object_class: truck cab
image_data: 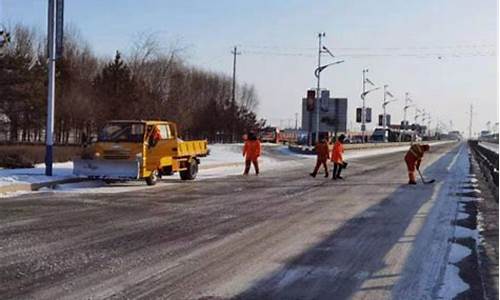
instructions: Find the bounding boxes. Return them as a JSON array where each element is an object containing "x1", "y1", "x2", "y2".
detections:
[{"x1": 74, "y1": 120, "x2": 209, "y2": 185}]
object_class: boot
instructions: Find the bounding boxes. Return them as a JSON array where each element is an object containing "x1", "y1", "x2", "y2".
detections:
[
  {"x1": 310, "y1": 173, "x2": 316, "y2": 178},
  {"x1": 408, "y1": 172, "x2": 417, "y2": 184}
]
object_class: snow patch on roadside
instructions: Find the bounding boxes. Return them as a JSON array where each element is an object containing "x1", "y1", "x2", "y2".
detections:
[
  {"x1": 0, "y1": 162, "x2": 74, "y2": 187},
  {"x1": 449, "y1": 243, "x2": 472, "y2": 264},
  {"x1": 438, "y1": 265, "x2": 469, "y2": 299}
]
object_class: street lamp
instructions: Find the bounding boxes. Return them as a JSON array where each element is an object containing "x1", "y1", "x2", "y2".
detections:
[
  {"x1": 313, "y1": 32, "x2": 345, "y2": 144},
  {"x1": 382, "y1": 85, "x2": 396, "y2": 142},
  {"x1": 314, "y1": 60, "x2": 345, "y2": 78},
  {"x1": 415, "y1": 108, "x2": 423, "y2": 124},
  {"x1": 426, "y1": 113, "x2": 432, "y2": 137},
  {"x1": 360, "y1": 69, "x2": 379, "y2": 143},
  {"x1": 400, "y1": 92, "x2": 413, "y2": 142}
]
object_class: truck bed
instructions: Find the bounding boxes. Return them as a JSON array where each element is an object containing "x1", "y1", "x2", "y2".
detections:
[{"x1": 176, "y1": 140, "x2": 209, "y2": 157}]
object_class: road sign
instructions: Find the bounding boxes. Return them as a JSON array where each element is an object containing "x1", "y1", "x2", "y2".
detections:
[{"x1": 55, "y1": 0, "x2": 64, "y2": 58}]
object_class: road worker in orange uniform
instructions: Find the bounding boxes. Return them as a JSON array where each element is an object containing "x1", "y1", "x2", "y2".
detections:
[
  {"x1": 405, "y1": 143, "x2": 430, "y2": 184},
  {"x1": 243, "y1": 132, "x2": 261, "y2": 175},
  {"x1": 309, "y1": 136, "x2": 330, "y2": 178},
  {"x1": 331, "y1": 134, "x2": 346, "y2": 180},
  {"x1": 148, "y1": 125, "x2": 162, "y2": 147}
]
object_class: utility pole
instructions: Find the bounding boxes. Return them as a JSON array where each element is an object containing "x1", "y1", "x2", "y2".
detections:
[
  {"x1": 469, "y1": 104, "x2": 473, "y2": 139},
  {"x1": 45, "y1": 0, "x2": 57, "y2": 176},
  {"x1": 315, "y1": 32, "x2": 325, "y2": 144},
  {"x1": 295, "y1": 113, "x2": 298, "y2": 130},
  {"x1": 231, "y1": 46, "x2": 241, "y2": 143}
]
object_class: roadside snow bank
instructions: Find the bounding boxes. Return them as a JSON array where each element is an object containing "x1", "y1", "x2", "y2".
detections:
[{"x1": 0, "y1": 162, "x2": 73, "y2": 187}]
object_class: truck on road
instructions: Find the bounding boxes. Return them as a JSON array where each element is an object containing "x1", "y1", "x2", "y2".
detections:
[{"x1": 73, "y1": 120, "x2": 209, "y2": 185}]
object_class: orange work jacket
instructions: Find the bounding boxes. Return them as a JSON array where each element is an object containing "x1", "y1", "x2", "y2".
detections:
[
  {"x1": 331, "y1": 141, "x2": 344, "y2": 163},
  {"x1": 315, "y1": 142, "x2": 330, "y2": 161},
  {"x1": 243, "y1": 140, "x2": 261, "y2": 161}
]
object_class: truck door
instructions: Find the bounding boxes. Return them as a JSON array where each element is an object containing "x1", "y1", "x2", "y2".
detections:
[{"x1": 145, "y1": 124, "x2": 173, "y2": 172}]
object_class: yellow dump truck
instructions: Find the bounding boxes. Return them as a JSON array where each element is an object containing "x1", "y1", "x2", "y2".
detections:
[{"x1": 73, "y1": 120, "x2": 209, "y2": 185}]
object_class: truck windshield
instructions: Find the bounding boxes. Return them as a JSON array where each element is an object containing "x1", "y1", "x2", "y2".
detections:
[{"x1": 98, "y1": 123, "x2": 145, "y2": 143}]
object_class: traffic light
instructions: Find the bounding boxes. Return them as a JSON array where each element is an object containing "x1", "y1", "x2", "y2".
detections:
[
  {"x1": 379, "y1": 114, "x2": 391, "y2": 126},
  {"x1": 306, "y1": 90, "x2": 315, "y2": 112},
  {"x1": 366, "y1": 108, "x2": 372, "y2": 123},
  {"x1": 356, "y1": 108, "x2": 362, "y2": 123}
]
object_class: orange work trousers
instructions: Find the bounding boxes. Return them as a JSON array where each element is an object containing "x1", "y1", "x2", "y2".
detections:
[
  {"x1": 312, "y1": 159, "x2": 329, "y2": 176},
  {"x1": 244, "y1": 159, "x2": 259, "y2": 175},
  {"x1": 404, "y1": 153, "x2": 417, "y2": 182}
]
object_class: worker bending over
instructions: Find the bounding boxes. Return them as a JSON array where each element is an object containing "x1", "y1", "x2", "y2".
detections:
[
  {"x1": 310, "y1": 137, "x2": 330, "y2": 178},
  {"x1": 331, "y1": 134, "x2": 346, "y2": 180},
  {"x1": 404, "y1": 143, "x2": 430, "y2": 184},
  {"x1": 243, "y1": 132, "x2": 261, "y2": 175}
]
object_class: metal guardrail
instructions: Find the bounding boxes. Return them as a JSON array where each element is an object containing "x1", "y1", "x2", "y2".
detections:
[{"x1": 469, "y1": 141, "x2": 498, "y2": 197}]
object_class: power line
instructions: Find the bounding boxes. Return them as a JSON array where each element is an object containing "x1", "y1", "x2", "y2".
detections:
[
  {"x1": 242, "y1": 43, "x2": 495, "y2": 52},
  {"x1": 241, "y1": 49, "x2": 495, "y2": 59}
]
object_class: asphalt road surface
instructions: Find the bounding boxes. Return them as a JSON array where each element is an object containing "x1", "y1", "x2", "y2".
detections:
[{"x1": 0, "y1": 142, "x2": 475, "y2": 299}]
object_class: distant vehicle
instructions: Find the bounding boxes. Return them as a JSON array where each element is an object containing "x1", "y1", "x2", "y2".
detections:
[
  {"x1": 478, "y1": 132, "x2": 499, "y2": 144},
  {"x1": 448, "y1": 131, "x2": 463, "y2": 141},
  {"x1": 73, "y1": 120, "x2": 209, "y2": 185},
  {"x1": 371, "y1": 128, "x2": 400, "y2": 142},
  {"x1": 260, "y1": 127, "x2": 280, "y2": 143},
  {"x1": 280, "y1": 129, "x2": 304, "y2": 144}
]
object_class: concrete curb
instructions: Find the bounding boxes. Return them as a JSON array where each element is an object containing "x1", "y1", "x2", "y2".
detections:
[{"x1": 0, "y1": 177, "x2": 88, "y2": 195}]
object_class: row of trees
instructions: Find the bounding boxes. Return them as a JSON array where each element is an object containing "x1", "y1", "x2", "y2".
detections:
[{"x1": 0, "y1": 24, "x2": 263, "y2": 144}]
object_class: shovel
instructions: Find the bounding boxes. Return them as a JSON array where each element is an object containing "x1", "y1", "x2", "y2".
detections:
[{"x1": 417, "y1": 168, "x2": 435, "y2": 184}]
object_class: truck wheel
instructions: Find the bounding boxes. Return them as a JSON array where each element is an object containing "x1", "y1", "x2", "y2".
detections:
[
  {"x1": 180, "y1": 159, "x2": 198, "y2": 180},
  {"x1": 146, "y1": 169, "x2": 159, "y2": 186}
]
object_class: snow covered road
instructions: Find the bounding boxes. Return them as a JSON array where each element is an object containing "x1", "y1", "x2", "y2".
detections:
[{"x1": 0, "y1": 141, "x2": 491, "y2": 299}]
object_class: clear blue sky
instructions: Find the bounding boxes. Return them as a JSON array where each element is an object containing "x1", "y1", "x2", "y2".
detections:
[{"x1": 1, "y1": 0, "x2": 498, "y2": 135}]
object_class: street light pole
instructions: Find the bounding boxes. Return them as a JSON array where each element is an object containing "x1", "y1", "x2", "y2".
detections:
[
  {"x1": 45, "y1": 0, "x2": 57, "y2": 176},
  {"x1": 401, "y1": 92, "x2": 411, "y2": 142},
  {"x1": 382, "y1": 85, "x2": 396, "y2": 143},
  {"x1": 315, "y1": 32, "x2": 325, "y2": 144},
  {"x1": 361, "y1": 68, "x2": 367, "y2": 142},
  {"x1": 427, "y1": 113, "x2": 432, "y2": 137},
  {"x1": 382, "y1": 84, "x2": 388, "y2": 135}
]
